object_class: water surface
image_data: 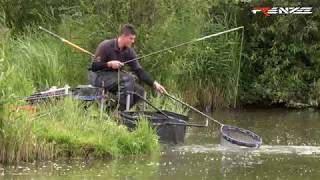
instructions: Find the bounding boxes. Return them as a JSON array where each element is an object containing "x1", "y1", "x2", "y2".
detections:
[{"x1": 2, "y1": 108, "x2": 320, "y2": 179}]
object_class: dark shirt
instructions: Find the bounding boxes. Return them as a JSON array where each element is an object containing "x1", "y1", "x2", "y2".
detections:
[{"x1": 91, "y1": 39, "x2": 154, "y2": 86}]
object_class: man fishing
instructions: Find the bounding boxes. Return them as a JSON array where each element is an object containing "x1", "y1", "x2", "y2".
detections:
[{"x1": 90, "y1": 24, "x2": 167, "y2": 111}]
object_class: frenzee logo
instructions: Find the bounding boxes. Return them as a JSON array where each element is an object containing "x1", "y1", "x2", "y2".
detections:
[{"x1": 252, "y1": 7, "x2": 313, "y2": 16}]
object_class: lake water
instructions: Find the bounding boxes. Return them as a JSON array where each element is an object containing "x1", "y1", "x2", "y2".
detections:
[{"x1": 2, "y1": 108, "x2": 320, "y2": 179}]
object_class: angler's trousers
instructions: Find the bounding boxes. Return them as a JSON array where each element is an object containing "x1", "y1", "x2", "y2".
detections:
[{"x1": 89, "y1": 70, "x2": 144, "y2": 111}]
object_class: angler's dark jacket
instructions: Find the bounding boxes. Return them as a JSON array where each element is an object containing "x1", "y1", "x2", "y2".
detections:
[{"x1": 90, "y1": 38, "x2": 154, "y2": 86}]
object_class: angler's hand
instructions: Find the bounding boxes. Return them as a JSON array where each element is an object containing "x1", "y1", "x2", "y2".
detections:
[
  {"x1": 153, "y1": 81, "x2": 167, "y2": 95},
  {"x1": 107, "y1": 60, "x2": 124, "y2": 69}
]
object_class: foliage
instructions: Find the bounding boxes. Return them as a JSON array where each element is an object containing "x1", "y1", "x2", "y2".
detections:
[
  {"x1": 238, "y1": 0, "x2": 320, "y2": 107},
  {"x1": 1, "y1": 0, "x2": 319, "y2": 108}
]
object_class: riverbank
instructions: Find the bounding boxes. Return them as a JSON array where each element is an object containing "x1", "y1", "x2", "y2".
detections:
[{"x1": 0, "y1": 97, "x2": 160, "y2": 164}]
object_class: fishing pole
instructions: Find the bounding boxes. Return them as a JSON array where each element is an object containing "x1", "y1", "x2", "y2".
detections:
[
  {"x1": 39, "y1": 26, "x2": 243, "y2": 65},
  {"x1": 39, "y1": 26, "x2": 95, "y2": 57},
  {"x1": 124, "y1": 26, "x2": 244, "y2": 64}
]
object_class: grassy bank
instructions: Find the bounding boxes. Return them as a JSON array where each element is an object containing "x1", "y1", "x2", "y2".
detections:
[{"x1": 0, "y1": 97, "x2": 159, "y2": 164}]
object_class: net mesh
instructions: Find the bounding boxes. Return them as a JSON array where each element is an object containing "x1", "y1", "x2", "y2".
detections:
[{"x1": 221, "y1": 125, "x2": 262, "y2": 148}]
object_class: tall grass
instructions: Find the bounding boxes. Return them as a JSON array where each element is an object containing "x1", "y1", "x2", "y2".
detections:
[
  {"x1": 0, "y1": 97, "x2": 159, "y2": 164},
  {"x1": 0, "y1": 103, "x2": 57, "y2": 163},
  {"x1": 6, "y1": 32, "x2": 89, "y2": 90},
  {"x1": 181, "y1": 26, "x2": 243, "y2": 108}
]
